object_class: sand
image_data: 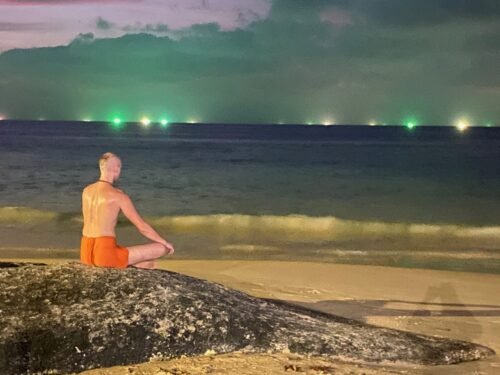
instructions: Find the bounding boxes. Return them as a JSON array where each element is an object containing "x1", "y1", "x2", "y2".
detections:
[{"x1": 3, "y1": 258, "x2": 500, "y2": 374}]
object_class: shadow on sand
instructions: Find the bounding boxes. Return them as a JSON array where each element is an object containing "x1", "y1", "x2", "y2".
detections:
[{"x1": 283, "y1": 282, "x2": 498, "y2": 374}]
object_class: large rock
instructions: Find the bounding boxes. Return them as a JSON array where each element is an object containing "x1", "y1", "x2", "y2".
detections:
[{"x1": 0, "y1": 262, "x2": 494, "y2": 374}]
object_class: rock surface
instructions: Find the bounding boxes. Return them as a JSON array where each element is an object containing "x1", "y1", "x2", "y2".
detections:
[{"x1": 0, "y1": 262, "x2": 495, "y2": 374}]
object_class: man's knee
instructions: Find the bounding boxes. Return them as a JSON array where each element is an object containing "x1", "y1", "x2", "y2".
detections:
[{"x1": 155, "y1": 243, "x2": 169, "y2": 257}]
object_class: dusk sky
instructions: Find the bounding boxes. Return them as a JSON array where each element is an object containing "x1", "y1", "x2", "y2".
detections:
[{"x1": 0, "y1": 0, "x2": 499, "y2": 125}]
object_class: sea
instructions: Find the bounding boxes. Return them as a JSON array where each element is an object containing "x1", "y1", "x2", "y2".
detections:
[{"x1": 1, "y1": 121, "x2": 499, "y2": 273}]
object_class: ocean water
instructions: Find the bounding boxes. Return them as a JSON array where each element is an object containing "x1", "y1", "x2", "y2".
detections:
[{"x1": 1, "y1": 121, "x2": 499, "y2": 273}]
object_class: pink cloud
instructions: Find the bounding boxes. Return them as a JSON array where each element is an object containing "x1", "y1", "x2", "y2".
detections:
[
  {"x1": 320, "y1": 7, "x2": 353, "y2": 28},
  {"x1": 0, "y1": 21, "x2": 49, "y2": 30},
  {"x1": 0, "y1": 0, "x2": 271, "y2": 51},
  {"x1": 0, "y1": 0, "x2": 139, "y2": 4}
]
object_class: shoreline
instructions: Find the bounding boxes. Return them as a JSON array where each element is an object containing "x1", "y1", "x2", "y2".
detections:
[
  {"x1": 1, "y1": 251, "x2": 499, "y2": 275},
  {"x1": 2, "y1": 258, "x2": 499, "y2": 374}
]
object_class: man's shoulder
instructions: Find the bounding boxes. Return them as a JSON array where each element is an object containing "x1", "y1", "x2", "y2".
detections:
[
  {"x1": 82, "y1": 183, "x2": 94, "y2": 193},
  {"x1": 112, "y1": 187, "x2": 128, "y2": 198},
  {"x1": 112, "y1": 188, "x2": 130, "y2": 204}
]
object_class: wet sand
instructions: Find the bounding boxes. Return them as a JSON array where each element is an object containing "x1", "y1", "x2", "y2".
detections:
[{"x1": 3, "y1": 258, "x2": 499, "y2": 374}]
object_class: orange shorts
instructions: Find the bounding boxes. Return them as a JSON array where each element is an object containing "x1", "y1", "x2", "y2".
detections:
[{"x1": 80, "y1": 236, "x2": 129, "y2": 269}]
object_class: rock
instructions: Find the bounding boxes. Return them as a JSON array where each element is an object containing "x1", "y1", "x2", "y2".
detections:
[{"x1": 0, "y1": 262, "x2": 495, "y2": 374}]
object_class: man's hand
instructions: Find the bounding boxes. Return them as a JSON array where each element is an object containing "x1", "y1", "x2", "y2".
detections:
[{"x1": 161, "y1": 241, "x2": 175, "y2": 255}]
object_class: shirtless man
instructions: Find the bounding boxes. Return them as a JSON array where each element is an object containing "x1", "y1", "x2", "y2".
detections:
[{"x1": 80, "y1": 152, "x2": 174, "y2": 269}]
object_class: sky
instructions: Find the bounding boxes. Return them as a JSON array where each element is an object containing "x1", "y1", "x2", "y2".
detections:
[{"x1": 0, "y1": 0, "x2": 499, "y2": 125}]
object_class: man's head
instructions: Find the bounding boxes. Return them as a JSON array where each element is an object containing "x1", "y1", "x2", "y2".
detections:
[{"x1": 99, "y1": 152, "x2": 122, "y2": 182}]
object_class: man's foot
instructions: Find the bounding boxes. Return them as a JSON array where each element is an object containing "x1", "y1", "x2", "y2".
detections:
[{"x1": 130, "y1": 261, "x2": 158, "y2": 270}]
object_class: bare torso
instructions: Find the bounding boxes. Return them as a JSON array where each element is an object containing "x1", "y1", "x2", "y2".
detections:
[{"x1": 82, "y1": 182, "x2": 123, "y2": 237}]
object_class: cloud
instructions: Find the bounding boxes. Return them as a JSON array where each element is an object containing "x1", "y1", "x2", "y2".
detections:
[
  {"x1": 123, "y1": 23, "x2": 170, "y2": 34},
  {"x1": 327, "y1": 0, "x2": 500, "y2": 27},
  {"x1": 71, "y1": 32, "x2": 95, "y2": 44},
  {"x1": 320, "y1": 7, "x2": 353, "y2": 28},
  {"x1": 96, "y1": 17, "x2": 114, "y2": 31},
  {"x1": 0, "y1": 21, "x2": 49, "y2": 31},
  {"x1": 0, "y1": 0, "x2": 499, "y2": 124},
  {"x1": 0, "y1": 0, "x2": 272, "y2": 52},
  {"x1": 0, "y1": 0, "x2": 138, "y2": 4}
]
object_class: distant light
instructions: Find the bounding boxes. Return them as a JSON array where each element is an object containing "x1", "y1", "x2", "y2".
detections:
[
  {"x1": 307, "y1": 121, "x2": 313, "y2": 126},
  {"x1": 83, "y1": 118, "x2": 92, "y2": 122},
  {"x1": 141, "y1": 117, "x2": 151, "y2": 126},
  {"x1": 369, "y1": 121, "x2": 377, "y2": 126},
  {"x1": 113, "y1": 118, "x2": 122, "y2": 126},
  {"x1": 406, "y1": 121, "x2": 416, "y2": 130},
  {"x1": 160, "y1": 119, "x2": 168, "y2": 127},
  {"x1": 485, "y1": 123, "x2": 492, "y2": 128},
  {"x1": 456, "y1": 119, "x2": 469, "y2": 132},
  {"x1": 0, "y1": 116, "x2": 4, "y2": 121},
  {"x1": 323, "y1": 118, "x2": 335, "y2": 126}
]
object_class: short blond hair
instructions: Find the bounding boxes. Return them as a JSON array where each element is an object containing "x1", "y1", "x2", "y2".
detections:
[{"x1": 99, "y1": 152, "x2": 118, "y2": 171}]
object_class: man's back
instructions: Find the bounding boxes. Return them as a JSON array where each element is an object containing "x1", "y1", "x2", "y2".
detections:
[{"x1": 82, "y1": 182, "x2": 122, "y2": 237}]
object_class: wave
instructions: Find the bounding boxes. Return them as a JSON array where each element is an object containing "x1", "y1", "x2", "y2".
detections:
[
  {"x1": 219, "y1": 244, "x2": 283, "y2": 254},
  {"x1": 150, "y1": 214, "x2": 500, "y2": 243},
  {"x1": 0, "y1": 206, "x2": 60, "y2": 223},
  {"x1": 314, "y1": 249, "x2": 500, "y2": 260},
  {"x1": 2, "y1": 206, "x2": 499, "y2": 244}
]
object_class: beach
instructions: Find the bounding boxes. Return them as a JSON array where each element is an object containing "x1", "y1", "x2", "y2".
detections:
[{"x1": 3, "y1": 258, "x2": 499, "y2": 374}]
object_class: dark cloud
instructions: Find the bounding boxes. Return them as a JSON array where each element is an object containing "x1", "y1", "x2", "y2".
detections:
[
  {"x1": 326, "y1": 0, "x2": 500, "y2": 27},
  {"x1": 236, "y1": 8, "x2": 264, "y2": 28},
  {"x1": 0, "y1": 0, "x2": 499, "y2": 124},
  {"x1": 96, "y1": 17, "x2": 114, "y2": 31},
  {"x1": 71, "y1": 32, "x2": 95, "y2": 44}
]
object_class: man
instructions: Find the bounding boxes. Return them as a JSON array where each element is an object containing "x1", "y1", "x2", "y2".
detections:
[{"x1": 81, "y1": 152, "x2": 174, "y2": 269}]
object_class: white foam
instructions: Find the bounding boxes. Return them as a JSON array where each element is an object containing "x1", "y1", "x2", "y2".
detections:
[
  {"x1": 2, "y1": 206, "x2": 499, "y2": 243},
  {"x1": 150, "y1": 214, "x2": 500, "y2": 242}
]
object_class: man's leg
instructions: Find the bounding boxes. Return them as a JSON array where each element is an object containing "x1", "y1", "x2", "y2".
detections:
[
  {"x1": 127, "y1": 242, "x2": 169, "y2": 269},
  {"x1": 132, "y1": 260, "x2": 158, "y2": 269}
]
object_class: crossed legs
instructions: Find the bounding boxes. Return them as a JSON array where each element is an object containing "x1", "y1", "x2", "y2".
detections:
[{"x1": 127, "y1": 242, "x2": 172, "y2": 269}]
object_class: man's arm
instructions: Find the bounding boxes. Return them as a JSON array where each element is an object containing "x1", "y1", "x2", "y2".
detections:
[
  {"x1": 119, "y1": 193, "x2": 174, "y2": 254},
  {"x1": 81, "y1": 188, "x2": 88, "y2": 224}
]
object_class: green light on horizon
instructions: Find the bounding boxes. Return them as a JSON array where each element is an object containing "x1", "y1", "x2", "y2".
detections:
[
  {"x1": 112, "y1": 118, "x2": 122, "y2": 126},
  {"x1": 406, "y1": 121, "x2": 416, "y2": 130},
  {"x1": 160, "y1": 119, "x2": 168, "y2": 127}
]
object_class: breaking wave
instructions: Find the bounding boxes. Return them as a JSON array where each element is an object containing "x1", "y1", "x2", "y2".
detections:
[{"x1": 2, "y1": 206, "x2": 499, "y2": 244}]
